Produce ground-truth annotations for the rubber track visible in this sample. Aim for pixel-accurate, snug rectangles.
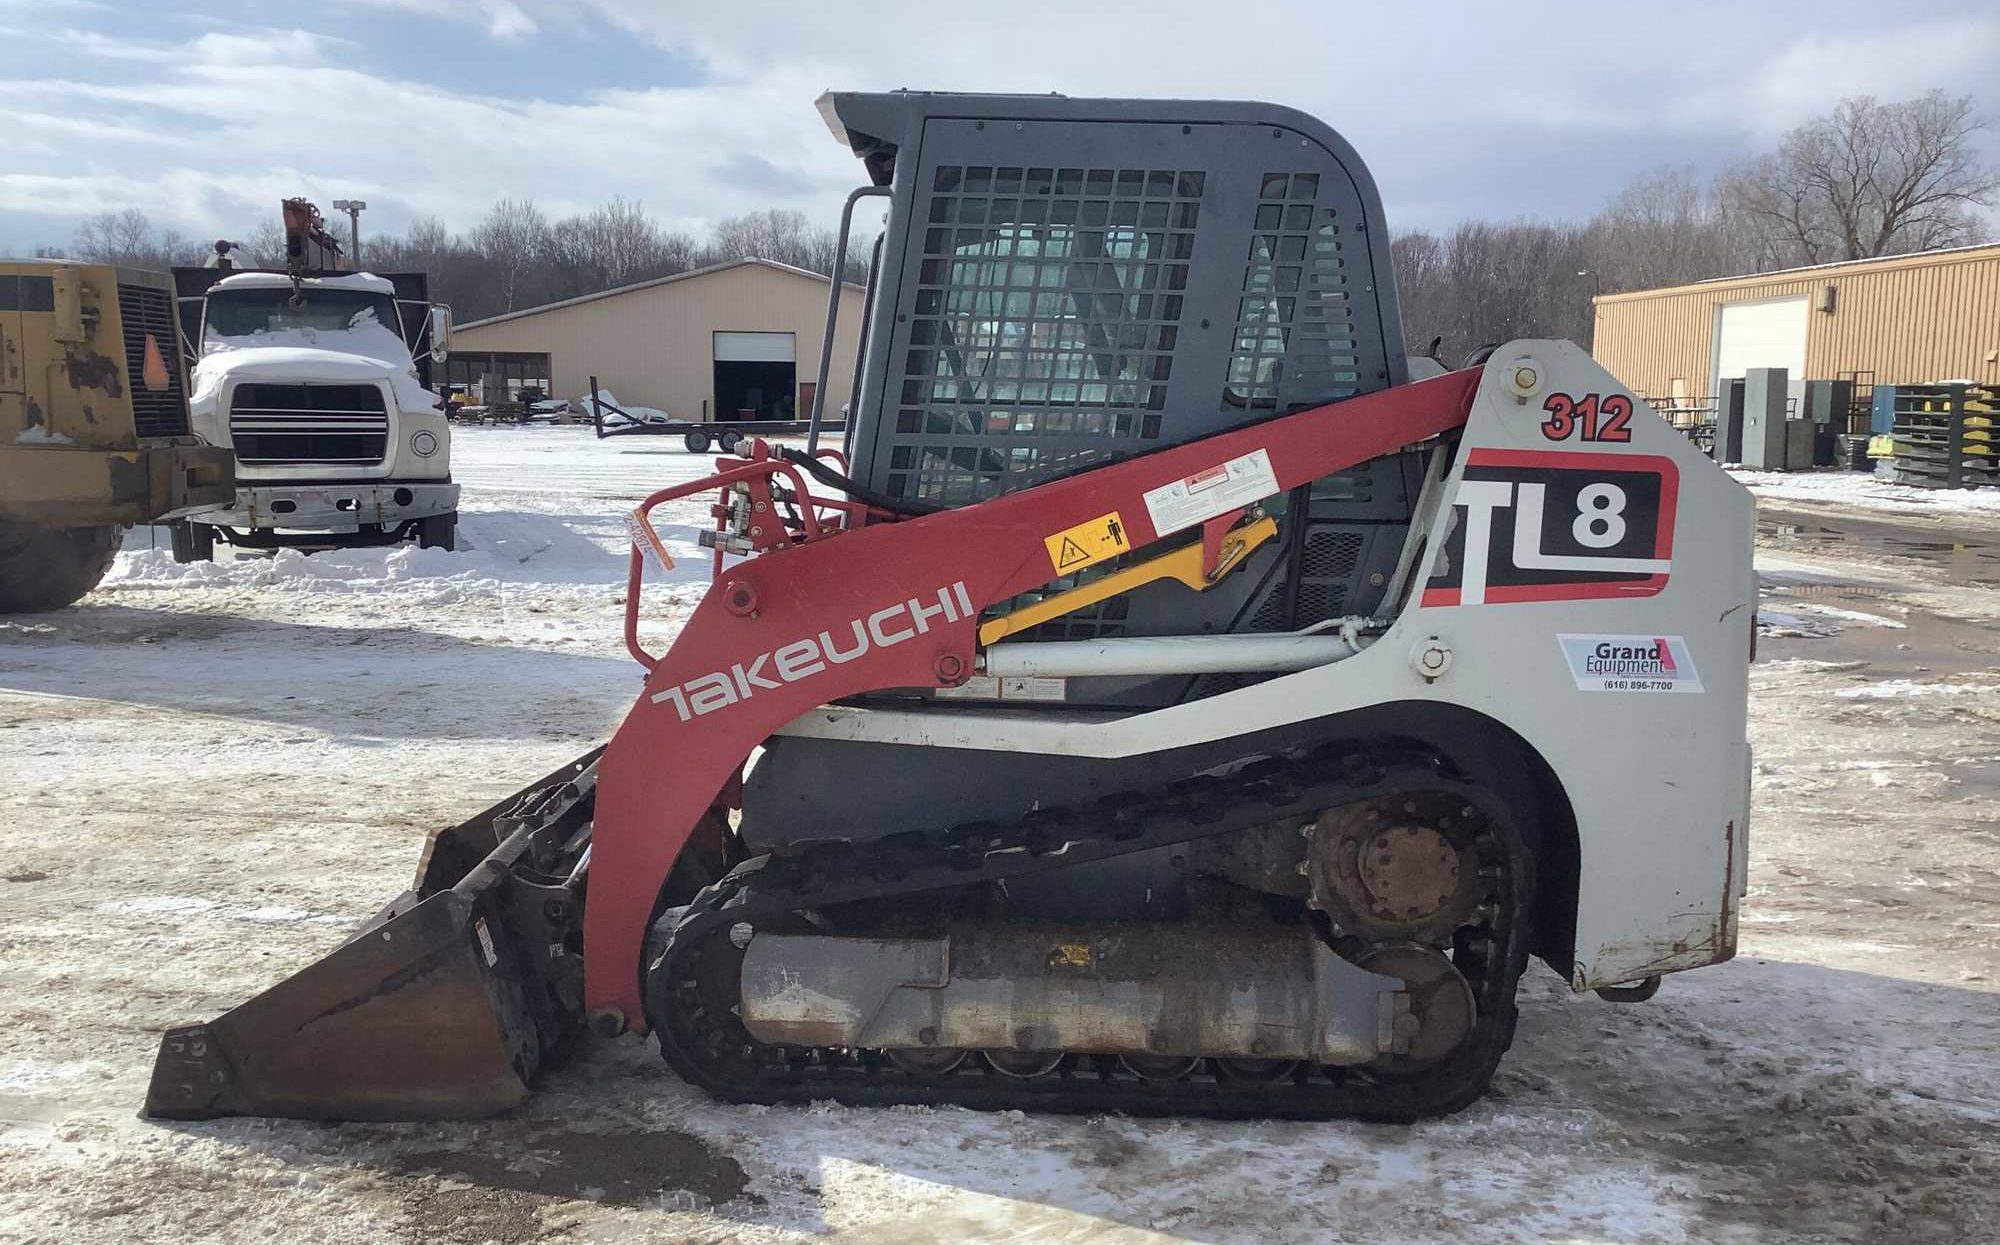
[645,744,1533,1122]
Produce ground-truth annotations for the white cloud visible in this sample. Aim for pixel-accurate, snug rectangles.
[481,0,535,39]
[341,0,538,39]
[0,25,853,238]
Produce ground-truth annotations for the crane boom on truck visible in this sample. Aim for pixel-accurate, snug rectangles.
[145,91,1753,1125]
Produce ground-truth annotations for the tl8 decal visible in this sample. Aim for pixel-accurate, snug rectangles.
[1541,392,1634,443]
[1423,449,1678,606]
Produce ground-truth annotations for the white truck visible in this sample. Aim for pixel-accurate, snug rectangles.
[168,268,457,560]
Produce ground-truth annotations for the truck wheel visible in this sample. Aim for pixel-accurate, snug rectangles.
[718,430,744,455]
[0,521,123,613]
[169,520,215,564]
[683,429,712,454]
[417,512,458,551]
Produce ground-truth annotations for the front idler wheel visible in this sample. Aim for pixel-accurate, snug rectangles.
[886,1047,968,1077]
[1120,1055,1200,1081]
[983,1050,1064,1079]
[1355,942,1477,1069]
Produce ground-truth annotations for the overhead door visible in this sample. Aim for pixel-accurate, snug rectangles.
[1712,296,1807,398]
[713,332,798,421]
[713,332,795,363]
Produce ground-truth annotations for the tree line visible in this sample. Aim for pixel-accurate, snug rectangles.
[52,201,870,323]
[1394,90,1995,364]
[42,91,1995,350]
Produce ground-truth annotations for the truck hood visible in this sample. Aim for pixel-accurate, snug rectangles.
[191,342,440,414]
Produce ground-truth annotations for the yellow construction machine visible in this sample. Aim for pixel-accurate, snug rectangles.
[0,261,233,611]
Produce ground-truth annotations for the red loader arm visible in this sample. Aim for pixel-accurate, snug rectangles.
[586,367,1480,1032]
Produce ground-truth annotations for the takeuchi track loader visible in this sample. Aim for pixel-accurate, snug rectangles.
[146,92,1754,1125]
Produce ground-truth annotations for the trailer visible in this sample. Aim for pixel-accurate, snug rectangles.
[586,377,846,454]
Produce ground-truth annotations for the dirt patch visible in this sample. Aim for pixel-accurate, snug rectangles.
[1560,990,2000,1244]
[397,1181,554,1245]
[395,1125,749,1210]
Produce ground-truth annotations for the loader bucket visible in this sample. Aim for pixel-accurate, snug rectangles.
[144,751,600,1122]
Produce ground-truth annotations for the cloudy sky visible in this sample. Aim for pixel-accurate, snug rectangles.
[1,0,1996,252]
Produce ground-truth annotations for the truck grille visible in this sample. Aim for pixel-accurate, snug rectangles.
[229,383,389,464]
[117,283,191,438]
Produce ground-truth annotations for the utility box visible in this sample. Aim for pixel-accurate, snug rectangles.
[1716,378,1746,463]
[1871,386,1898,435]
[1803,379,1853,427]
[1785,418,1816,471]
[1742,368,1789,469]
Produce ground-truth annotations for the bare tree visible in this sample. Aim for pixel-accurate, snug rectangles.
[711,209,821,270]
[72,209,154,265]
[1721,91,1997,265]
[1582,168,1743,291]
[470,198,550,313]
[69,209,208,269]
[710,208,867,280]
[584,197,668,287]
[242,221,287,268]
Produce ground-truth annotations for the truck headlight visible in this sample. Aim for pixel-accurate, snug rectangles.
[411,430,439,457]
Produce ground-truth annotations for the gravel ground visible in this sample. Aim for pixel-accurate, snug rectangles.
[1,429,1996,1244]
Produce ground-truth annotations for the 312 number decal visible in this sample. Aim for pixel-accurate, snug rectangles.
[1541,393,1633,443]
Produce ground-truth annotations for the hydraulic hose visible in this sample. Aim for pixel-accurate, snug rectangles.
[776,448,944,517]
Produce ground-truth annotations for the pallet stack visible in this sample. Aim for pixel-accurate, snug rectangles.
[1891,384,1998,490]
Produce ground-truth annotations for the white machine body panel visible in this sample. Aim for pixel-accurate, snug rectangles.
[780,342,1755,991]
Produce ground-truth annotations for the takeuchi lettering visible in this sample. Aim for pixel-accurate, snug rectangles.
[649,581,974,721]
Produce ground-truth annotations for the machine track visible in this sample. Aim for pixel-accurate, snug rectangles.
[645,745,1533,1122]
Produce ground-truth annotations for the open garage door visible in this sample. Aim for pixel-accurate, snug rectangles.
[713,331,797,421]
[1712,296,1807,405]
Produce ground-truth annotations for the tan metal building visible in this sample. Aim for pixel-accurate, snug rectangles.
[449,258,866,423]
[1591,244,2000,404]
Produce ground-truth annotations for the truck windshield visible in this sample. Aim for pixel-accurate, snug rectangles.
[204,288,403,347]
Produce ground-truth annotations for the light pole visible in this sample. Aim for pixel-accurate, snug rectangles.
[332,199,367,267]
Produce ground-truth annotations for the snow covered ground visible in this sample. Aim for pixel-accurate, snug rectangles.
[1733,465,2000,520]
[2,426,1997,1244]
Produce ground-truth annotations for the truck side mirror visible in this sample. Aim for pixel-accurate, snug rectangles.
[429,305,452,363]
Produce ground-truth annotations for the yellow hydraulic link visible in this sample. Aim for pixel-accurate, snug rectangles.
[978,515,1280,646]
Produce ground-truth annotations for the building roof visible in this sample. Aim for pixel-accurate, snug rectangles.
[455,257,862,330]
[1593,242,2000,305]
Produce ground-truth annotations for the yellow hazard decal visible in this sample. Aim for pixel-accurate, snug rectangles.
[1047,943,1092,968]
[1045,512,1130,574]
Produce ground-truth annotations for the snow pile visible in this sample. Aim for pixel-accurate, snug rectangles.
[1758,598,1907,637]
[101,508,715,606]
[102,543,508,600]
[1733,468,2000,516]
[1758,608,1842,638]
[1836,679,1996,700]
[584,389,674,425]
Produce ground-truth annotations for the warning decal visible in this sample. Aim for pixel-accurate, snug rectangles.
[1141,448,1281,535]
[625,509,675,574]
[1045,511,1130,574]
